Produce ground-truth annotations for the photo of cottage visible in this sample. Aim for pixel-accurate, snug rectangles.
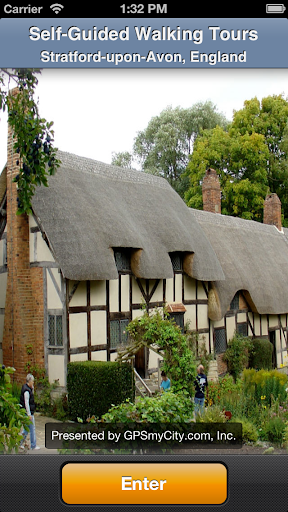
[1,124,288,390]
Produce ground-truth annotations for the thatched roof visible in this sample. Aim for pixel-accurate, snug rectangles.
[31,151,224,282]
[191,208,288,319]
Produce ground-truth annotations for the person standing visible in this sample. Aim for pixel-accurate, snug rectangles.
[160,371,171,392]
[194,365,208,416]
[19,374,40,450]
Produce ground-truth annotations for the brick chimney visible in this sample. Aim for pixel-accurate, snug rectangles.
[202,168,221,214]
[263,193,282,231]
[2,88,45,383]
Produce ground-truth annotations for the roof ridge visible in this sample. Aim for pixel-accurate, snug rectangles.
[56,150,171,190]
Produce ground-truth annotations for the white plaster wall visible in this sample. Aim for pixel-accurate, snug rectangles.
[261,315,268,336]
[109,279,119,312]
[69,313,87,349]
[184,275,196,299]
[91,310,106,345]
[174,274,182,303]
[148,346,161,370]
[47,269,63,309]
[70,353,88,362]
[237,313,246,323]
[90,280,106,306]
[184,304,196,330]
[121,275,130,312]
[132,278,144,304]
[48,354,65,386]
[91,350,107,361]
[197,304,209,330]
[165,278,173,303]
[149,279,163,302]
[69,281,87,307]
[226,316,236,341]
[132,308,144,320]
[253,315,261,337]
[269,315,279,328]
[198,282,207,300]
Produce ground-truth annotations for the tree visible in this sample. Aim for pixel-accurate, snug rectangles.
[0,68,60,214]
[111,151,133,168]
[185,95,288,222]
[185,125,269,220]
[133,102,228,198]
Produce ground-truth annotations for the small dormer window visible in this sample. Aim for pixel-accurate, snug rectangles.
[169,252,183,272]
[230,292,240,311]
[113,248,131,273]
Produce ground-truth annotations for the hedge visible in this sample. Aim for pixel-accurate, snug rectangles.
[249,338,273,370]
[67,361,134,421]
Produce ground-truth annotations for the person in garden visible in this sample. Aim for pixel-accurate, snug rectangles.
[194,364,208,415]
[160,371,171,392]
[19,373,40,450]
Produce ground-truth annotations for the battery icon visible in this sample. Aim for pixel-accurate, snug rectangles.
[266,3,286,12]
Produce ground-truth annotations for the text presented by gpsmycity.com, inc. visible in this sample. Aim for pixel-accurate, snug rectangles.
[46,423,242,451]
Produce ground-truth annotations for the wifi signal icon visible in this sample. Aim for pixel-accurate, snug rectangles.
[50,3,64,14]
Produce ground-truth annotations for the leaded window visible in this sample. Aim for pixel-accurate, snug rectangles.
[169,312,185,332]
[214,328,227,354]
[169,252,183,271]
[110,318,129,349]
[113,249,131,272]
[237,323,248,337]
[230,292,240,310]
[48,314,63,346]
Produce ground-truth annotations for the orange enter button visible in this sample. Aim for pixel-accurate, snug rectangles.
[62,462,227,505]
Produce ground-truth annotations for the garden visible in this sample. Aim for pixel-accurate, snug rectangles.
[1,308,288,453]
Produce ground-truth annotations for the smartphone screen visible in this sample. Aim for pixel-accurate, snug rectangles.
[0,2,288,511]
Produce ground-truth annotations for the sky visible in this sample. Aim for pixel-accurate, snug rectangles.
[0,67,288,171]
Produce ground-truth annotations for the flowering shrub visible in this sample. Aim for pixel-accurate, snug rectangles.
[243,369,288,406]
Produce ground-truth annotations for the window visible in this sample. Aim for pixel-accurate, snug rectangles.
[214,328,227,354]
[110,318,129,349]
[113,248,131,272]
[169,312,185,332]
[230,292,240,310]
[48,314,63,346]
[169,252,183,271]
[237,323,248,337]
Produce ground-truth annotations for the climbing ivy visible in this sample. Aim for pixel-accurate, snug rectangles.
[118,307,197,396]
[1,68,60,214]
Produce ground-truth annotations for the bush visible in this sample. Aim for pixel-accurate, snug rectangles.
[223,332,253,381]
[102,392,193,423]
[243,368,288,406]
[196,405,227,423]
[0,366,30,453]
[249,338,273,370]
[262,416,286,446]
[67,361,134,421]
[233,417,258,444]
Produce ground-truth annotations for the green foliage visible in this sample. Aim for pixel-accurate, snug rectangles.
[133,102,227,198]
[67,361,134,422]
[206,374,240,406]
[249,338,273,370]
[111,151,133,168]
[125,308,196,396]
[223,333,253,381]
[185,94,288,222]
[0,366,30,453]
[232,417,258,444]
[102,392,193,423]
[243,368,288,406]
[0,68,60,214]
[261,416,286,446]
[196,404,227,423]
[186,329,214,375]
